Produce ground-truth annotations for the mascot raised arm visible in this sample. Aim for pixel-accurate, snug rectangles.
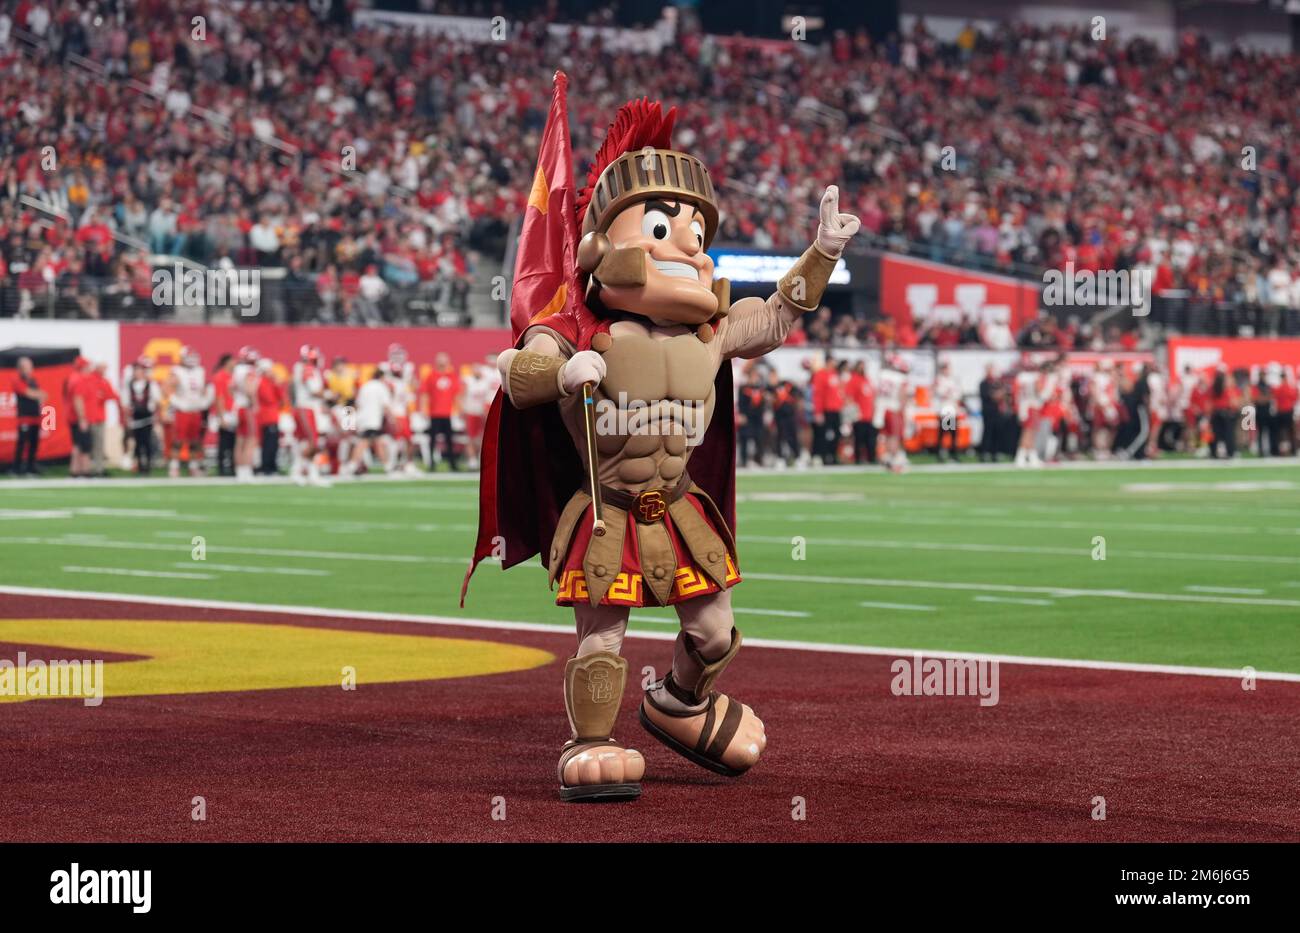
[464,74,859,802]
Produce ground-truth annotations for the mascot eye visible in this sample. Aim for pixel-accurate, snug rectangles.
[690,220,704,246]
[642,210,671,240]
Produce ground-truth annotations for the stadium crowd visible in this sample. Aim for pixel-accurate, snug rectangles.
[1,3,1297,341]
[7,344,1296,479]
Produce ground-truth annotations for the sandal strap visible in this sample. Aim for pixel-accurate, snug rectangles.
[704,696,745,760]
[693,695,718,754]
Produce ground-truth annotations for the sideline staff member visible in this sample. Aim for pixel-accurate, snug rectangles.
[9,356,47,475]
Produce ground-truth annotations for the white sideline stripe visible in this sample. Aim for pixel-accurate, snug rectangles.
[974,595,1055,607]
[60,566,215,581]
[1185,585,1266,596]
[744,572,1300,608]
[860,601,937,612]
[0,509,73,519]
[169,562,331,577]
[3,585,1297,683]
[0,456,1292,493]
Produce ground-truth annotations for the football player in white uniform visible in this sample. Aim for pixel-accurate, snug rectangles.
[291,344,331,487]
[874,355,909,473]
[1089,359,1120,459]
[459,357,500,470]
[168,345,213,477]
[232,346,260,482]
[383,343,422,476]
[1013,363,1042,468]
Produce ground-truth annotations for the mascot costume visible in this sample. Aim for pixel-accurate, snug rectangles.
[463,72,860,801]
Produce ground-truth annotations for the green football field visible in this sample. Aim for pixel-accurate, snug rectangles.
[1,463,1297,673]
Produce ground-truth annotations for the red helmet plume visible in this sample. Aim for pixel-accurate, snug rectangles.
[575,98,677,228]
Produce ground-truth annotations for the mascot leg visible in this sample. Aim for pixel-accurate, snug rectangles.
[639,589,767,777]
[557,603,645,802]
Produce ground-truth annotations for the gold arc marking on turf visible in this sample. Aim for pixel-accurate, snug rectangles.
[0,620,553,703]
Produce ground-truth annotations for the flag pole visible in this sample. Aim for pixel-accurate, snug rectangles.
[581,382,606,537]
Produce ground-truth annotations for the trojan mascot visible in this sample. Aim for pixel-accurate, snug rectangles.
[463,73,860,801]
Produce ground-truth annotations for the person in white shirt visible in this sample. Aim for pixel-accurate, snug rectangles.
[342,363,393,476]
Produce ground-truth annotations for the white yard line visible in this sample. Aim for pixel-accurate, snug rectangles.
[773,512,1276,536]
[60,566,216,581]
[168,562,331,577]
[974,595,1055,607]
[7,532,1293,607]
[0,535,428,564]
[2,505,471,534]
[1185,585,1267,596]
[3,585,1297,683]
[0,534,529,567]
[859,600,938,612]
[739,534,1300,566]
[733,607,811,618]
[743,571,1300,609]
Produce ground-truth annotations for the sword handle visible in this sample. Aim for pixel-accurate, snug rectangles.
[581,382,606,537]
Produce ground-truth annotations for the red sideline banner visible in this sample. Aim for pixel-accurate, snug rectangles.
[120,324,511,376]
[1167,336,1300,382]
[881,254,1040,348]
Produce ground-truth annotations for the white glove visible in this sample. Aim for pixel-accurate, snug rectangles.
[815,185,861,259]
[561,350,607,395]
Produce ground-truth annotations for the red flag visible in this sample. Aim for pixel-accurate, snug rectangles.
[508,70,581,341]
[461,71,580,606]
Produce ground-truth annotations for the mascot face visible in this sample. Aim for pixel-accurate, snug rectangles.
[598,199,718,325]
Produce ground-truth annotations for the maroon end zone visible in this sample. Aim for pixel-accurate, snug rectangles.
[2,593,1296,842]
